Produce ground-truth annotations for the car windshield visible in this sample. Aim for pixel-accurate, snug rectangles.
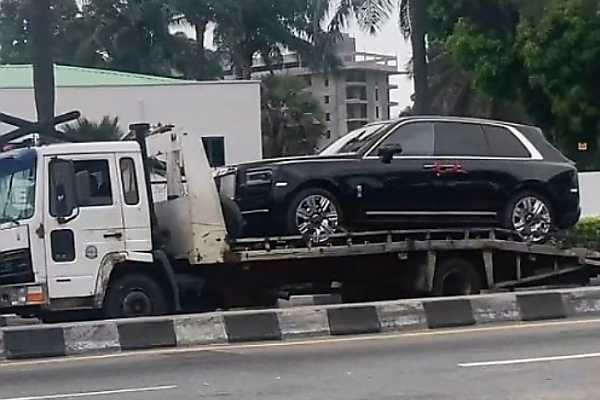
[0,149,36,224]
[318,122,389,155]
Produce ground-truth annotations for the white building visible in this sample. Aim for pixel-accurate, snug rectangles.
[0,64,262,165]
[226,34,403,144]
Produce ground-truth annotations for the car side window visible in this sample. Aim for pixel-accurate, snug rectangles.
[373,122,434,156]
[483,125,531,158]
[73,159,113,207]
[434,122,488,157]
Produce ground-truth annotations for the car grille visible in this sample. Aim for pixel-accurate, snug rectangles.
[0,249,34,285]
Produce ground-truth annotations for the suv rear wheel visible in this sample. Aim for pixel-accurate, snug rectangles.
[503,191,554,243]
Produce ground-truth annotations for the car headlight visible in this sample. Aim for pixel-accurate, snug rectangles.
[245,169,273,186]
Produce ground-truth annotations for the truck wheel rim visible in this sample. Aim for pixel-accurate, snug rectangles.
[511,196,551,242]
[295,194,339,243]
[122,290,152,317]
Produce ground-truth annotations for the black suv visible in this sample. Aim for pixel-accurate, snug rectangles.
[215,116,581,243]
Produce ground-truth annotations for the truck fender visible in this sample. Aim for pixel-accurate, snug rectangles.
[92,251,154,309]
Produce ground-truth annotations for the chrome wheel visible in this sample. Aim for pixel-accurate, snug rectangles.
[511,196,552,242]
[294,194,340,243]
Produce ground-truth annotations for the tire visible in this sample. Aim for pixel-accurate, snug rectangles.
[220,193,244,241]
[285,188,343,243]
[103,273,170,319]
[432,258,482,297]
[502,190,554,243]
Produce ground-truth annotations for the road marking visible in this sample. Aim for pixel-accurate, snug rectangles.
[2,317,600,368]
[458,352,600,368]
[0,385,177,400]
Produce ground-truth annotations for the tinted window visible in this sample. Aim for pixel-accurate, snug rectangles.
[74,160,113,207]
[483,125,530,158]
[374,122,434,156]
[119,158,139,205]
[434,122,488,157]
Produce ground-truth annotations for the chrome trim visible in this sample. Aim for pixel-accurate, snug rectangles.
[241,209,270,215]
[570,188,579,193]
[366,211,497,216]
[275,182,289,187]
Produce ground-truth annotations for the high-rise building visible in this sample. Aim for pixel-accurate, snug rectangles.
[224,34,402,145]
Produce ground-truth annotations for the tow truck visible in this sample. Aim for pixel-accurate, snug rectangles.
[0,111,599,322]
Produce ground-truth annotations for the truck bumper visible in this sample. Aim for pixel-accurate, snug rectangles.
[0,284,47,310]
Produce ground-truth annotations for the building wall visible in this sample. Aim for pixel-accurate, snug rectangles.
[0,81,262,165]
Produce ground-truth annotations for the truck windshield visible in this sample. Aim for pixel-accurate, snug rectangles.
[0,149,36,224]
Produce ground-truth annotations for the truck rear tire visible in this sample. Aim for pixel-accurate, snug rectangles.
[432,258,482,296]
[103,273,170,319]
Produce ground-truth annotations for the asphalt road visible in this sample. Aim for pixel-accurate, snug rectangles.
[2,319,600,400]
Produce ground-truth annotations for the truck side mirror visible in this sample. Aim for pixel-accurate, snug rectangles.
[378,143,403,164]
[49,158,78,222]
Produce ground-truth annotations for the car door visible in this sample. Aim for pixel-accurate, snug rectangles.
[359,121,440,219]
[44,154,126,299]
[431,121,500,218]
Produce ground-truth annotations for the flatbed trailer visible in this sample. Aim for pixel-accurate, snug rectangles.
[198,228,600,309]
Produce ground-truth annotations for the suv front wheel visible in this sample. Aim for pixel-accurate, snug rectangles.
[503,191,554,243]
[286,188,343,243]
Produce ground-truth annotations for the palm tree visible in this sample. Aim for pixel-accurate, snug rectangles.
[330,0,430,113]
[214,0,342,80]
[261,75,327,157]
[170,0,216,80]
[61,116,125,142]
[30,0,55,128]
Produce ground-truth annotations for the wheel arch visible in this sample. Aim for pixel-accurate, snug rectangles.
[93,251,180,312]
[509,180,557,210]
[284,178,351,216]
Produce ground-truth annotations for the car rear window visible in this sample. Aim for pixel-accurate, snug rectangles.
[482,125,531,158]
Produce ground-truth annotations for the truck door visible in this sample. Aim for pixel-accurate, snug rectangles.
[44,154,125,299]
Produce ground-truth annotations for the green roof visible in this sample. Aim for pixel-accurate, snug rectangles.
[0,64,192,89]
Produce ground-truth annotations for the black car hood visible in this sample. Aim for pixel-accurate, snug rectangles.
[232,154,355,171]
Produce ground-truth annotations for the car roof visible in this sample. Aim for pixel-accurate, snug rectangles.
[389,115,537,130]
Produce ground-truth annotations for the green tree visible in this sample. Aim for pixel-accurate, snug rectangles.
[261,75,326,157]
[519,0,600,169]
[0,0,83,65]
[61,116,125,142]
[214,0,341,79]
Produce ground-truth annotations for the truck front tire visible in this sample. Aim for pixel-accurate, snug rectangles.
[103,273,170,319]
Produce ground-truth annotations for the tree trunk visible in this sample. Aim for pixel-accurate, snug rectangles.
[30,0,55,129]
[193,20,209,80]
[409,0,430,115]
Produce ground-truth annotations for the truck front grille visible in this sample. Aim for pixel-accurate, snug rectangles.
[0,249,34,285]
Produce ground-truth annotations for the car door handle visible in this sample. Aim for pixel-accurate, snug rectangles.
[423,163,467,174]
[103,232,123,239]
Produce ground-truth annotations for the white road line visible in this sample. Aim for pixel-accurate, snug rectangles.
[0,385,177,400]
[458,352,600,368]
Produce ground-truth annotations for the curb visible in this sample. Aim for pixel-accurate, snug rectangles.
[2,287,600,361]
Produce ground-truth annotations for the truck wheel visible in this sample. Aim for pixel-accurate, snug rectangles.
[103,274,170,319]
[432,258,482,296]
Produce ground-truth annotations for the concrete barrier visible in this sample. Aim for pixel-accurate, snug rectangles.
[2,287,600,361]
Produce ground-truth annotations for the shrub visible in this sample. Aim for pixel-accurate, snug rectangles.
[572,216,600,237]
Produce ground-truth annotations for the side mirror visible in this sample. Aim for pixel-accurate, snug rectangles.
[378,143,403,164]
[49,158,77,222]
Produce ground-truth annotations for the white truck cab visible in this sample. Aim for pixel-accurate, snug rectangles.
[0,125,230,320]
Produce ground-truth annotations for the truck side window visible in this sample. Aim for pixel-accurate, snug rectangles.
[73,160,113,207]
[119,157,139,205]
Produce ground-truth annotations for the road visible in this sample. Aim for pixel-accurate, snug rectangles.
[1,319,600,400]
